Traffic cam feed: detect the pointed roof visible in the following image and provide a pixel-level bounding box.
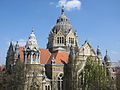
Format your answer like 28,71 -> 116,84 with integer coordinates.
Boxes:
97,45 -> 102,58
7,41 -> 15,53
61,6 -> 65,15
79,40 -> 97,56
15,41 -> 19,49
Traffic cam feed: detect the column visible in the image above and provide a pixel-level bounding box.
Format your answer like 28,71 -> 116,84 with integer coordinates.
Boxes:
24,52 -> 27,64
30,52 -> 33,64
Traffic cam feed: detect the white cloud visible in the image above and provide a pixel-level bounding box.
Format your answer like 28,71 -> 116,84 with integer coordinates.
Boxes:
49,2 -> 55,5
57,0 -> 81,11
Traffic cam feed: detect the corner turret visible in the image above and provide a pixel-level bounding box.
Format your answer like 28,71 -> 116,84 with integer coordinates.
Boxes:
23,28 -> 40,64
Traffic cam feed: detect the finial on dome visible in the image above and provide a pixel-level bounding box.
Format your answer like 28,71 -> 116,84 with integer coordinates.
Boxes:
61,6 -> 65,15
97,45 -> 99,49
97,45 -> 102,58
32,27 -> 35,34
106,50 -> 108,55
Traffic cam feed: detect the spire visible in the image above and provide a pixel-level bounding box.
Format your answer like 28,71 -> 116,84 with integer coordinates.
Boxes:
32,27 -> 35,34
97,45 -> 102,59
61,6 -> 65,15
8,41 -> 15,52
104,49 -> 111,65
15,41 -> 19,54
106,49 -> 108,55
15,41 -> 19,48
10,41 -> 13,45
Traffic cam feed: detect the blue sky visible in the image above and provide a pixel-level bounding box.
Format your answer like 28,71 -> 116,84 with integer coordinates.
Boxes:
0,0 -> 120,65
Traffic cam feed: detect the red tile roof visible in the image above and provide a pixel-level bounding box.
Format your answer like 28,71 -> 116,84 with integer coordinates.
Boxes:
40,49 -> 51,64
19,47 -> 51,64
47,51 -> 69,64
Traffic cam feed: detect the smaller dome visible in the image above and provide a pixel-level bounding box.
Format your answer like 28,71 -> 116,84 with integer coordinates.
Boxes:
29,30 -> 36,39
25,28 -> 39,50
104,50 -> 111,62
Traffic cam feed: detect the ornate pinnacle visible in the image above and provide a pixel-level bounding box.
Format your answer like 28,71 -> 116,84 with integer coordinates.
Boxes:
106,50 -> 108,55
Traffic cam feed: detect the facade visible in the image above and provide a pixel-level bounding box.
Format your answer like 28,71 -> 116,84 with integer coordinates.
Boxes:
5,7 -> 112,90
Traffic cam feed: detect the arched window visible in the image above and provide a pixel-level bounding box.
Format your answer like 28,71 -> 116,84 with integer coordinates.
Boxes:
71,38 -> 74,44
69,37 -> 74,44
60,37 -> 62,43
45,86 -> 47,90
58,73 -> 64,90
48,86 -> 50,90
57,37 -> 59,44
45,85 -> 50,90
33,53 -> 36,60
62,37 -> 64,43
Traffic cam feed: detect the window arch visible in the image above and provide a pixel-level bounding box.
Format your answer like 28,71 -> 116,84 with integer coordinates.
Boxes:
58,73 -> 64,90
69,37 -> 74,44
45,85 -> 51,90
57,37 -> 64,44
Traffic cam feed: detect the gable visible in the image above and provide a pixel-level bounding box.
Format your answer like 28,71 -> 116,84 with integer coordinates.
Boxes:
79,41 -> 96,56
54,30 -> 65,38
66,30 -> 75,38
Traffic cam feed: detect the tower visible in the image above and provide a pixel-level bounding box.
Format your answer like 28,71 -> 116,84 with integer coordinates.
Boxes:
14,41 -> 20,64
6,41 -> 20,73
23,28 -> 40,64
47,7 -> 79,52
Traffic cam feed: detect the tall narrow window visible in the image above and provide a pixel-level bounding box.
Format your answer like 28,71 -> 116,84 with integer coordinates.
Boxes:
69,37 -> 71,43
57,37 -> 59,44
58,73 -> 63,90
45,86 -> 47,90
62,37 -> 64,43
48,86 -> 50,90
71,38 -> 74,44
73,38 -> 74,44
60,37 -> 62,44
